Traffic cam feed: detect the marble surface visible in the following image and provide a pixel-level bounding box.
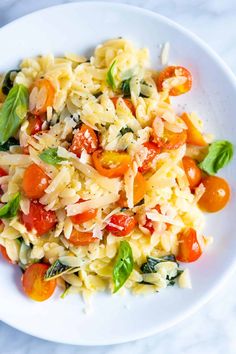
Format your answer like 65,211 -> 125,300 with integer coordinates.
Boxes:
0,0 -> 236,353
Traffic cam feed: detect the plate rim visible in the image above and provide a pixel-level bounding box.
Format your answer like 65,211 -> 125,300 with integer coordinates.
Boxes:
0,1 -> 236,346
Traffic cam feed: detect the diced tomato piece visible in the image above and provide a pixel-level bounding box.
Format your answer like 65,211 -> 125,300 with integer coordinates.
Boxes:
181,113 -> 208,146
27,115 -> 44,135
0,245 -> 14,264
68,229 -> 98,246
0,167 -> 7,177
69,124 -> 98,158
70,199 -> 97,224
118,172 -> 146,207
138,142 -> 161,173
106,214 -> 136,237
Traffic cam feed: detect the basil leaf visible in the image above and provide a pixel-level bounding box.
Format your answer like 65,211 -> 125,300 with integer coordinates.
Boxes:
0,84 -> 29,145
0,137 -> 19,151
121,78 -> 131,97
113,240 -> 134,293
120,126 -> 133,136
106,60 -> 117,90
45,259 -> 73,280
199,140 -> 234,175
0,192 -> 20,219
2,69 -> 20,95
141,255 -> 177,273
39,148 -> 66,165
60,282 -> 71,299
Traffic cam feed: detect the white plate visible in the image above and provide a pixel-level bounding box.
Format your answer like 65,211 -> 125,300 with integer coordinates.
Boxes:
0,2 -> 236,346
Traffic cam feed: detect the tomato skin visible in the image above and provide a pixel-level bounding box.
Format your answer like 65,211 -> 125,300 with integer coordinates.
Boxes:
0,245 -> 14,264
70,199 -> 97,224
22,164 -> 50,199
22,263 -> 56,302
111,97 -> 135,116
92,150 -> 131,178
29,79 -> 55,115
69,124 -> 98,158
27,115 -> 44,135
181,113 -> 207,147
157,66 -> 192,96
106,214 -> 136,236
177,228 -> 202,262
20,201 -> 57,236
152,128 -> 187,150
0,167 -> 7,177
138,142 -> 161,174
182,156 -> 202,189
198,176 -> 230,212
118,172 -> 146,207
69,229 -> 98,246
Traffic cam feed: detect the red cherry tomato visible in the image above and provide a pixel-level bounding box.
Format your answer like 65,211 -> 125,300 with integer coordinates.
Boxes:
69,124 -> 98,158
138,142 -> 161,174
157,66 -> 192,96
182,156 -> 202,189
22,164 -> 50,199
143,205 -> 170,234
22,263 -> 56,301
69,229 -> 98,246
0,245 -> 14,264
176,228 -> 202,262
70,199 -> 97,224
106,214 -> 136,237
20,201 -> 57,236
27,115 -> 44,135
0,167 -> 7,177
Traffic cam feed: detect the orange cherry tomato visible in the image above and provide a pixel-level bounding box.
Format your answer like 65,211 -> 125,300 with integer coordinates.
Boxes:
182,156 -> 202,189
20,201 -> 57,236
27,115 -> 44,135
69,229 -> 98,246
177,228 -> 202,262
29,78 -> 55,115
111,97 -> 135,116
70,199 -> 97,224
118,172 -> 146,207
22,164 -> 50,199
181,113 -> 208,146
0,245 -> 14,264
157,66 -> 192,96
198,176 -> 230,213
0,167 -> 7,177
138,142 -> 161,174
69,124 -> 98,158
22,263 -> 56,302
92,150 -> 131,178
153,130 -> 187,150
106,214 -> 136,236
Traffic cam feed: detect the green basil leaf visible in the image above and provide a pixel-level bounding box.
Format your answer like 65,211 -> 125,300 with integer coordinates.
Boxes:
2,69 -> 20,95
121,78 -> 131,97
0,137 -> 19,151
39,148 -> 67,165
60,283 -> 72,299
0,192 -> 20,219
199,140 -> 234,175
113,240 -> 134,293
120,126 -> 133,136
106,60 -> 117,90
0,84 -> 29,145
45,259 -> 73,280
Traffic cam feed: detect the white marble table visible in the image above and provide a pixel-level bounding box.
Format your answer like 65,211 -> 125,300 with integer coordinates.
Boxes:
0,0 -> 236,353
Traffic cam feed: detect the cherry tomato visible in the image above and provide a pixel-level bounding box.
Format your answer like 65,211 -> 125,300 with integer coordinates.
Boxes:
181,113 -> 208,146
0,245 -> 14,264
29,78 -> 55,115
69,229 -> 98,246
27,115 -> 44,135
153,128 -> 187,150
92,150 -> 131,178
111,97 -> 135,116
106,214 -> 136,236
20,201 -> 57,236
70,199 -> 97,224
118,172 -> 147,207
182,156 -> 202,189
22,164 -> 50,199
177,228 -> 202,262
143,205 -> 170,234
198,176 -> 230,212
69,124 -> 98,158
22,263 -> 56,301
0,167 -> 7,177
157,66 -> 192,96
138,142 -> 161,174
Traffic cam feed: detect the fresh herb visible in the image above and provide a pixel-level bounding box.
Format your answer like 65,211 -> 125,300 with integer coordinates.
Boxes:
2,69 -> 20,95
0,84 -> 29,145
60,282 -> 71,299
39,148 -> 67,165
199,140 -> 234,175
113,240 -> 134,293
0,193 -> 20,219
106,60 -> 117,90
44,259 -> 73,280
141,255 -> 177,273
121,78 -> 131,97
0,137 -> 19,151
120,126 -> 133,136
